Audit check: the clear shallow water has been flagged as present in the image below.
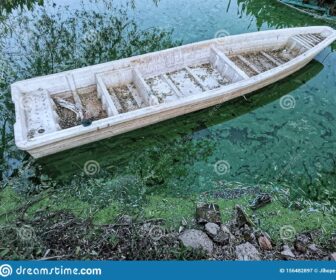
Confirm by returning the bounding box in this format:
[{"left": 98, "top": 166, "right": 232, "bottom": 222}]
[{"left": 3, "top": 0, "right": 336, "bottom": 198}]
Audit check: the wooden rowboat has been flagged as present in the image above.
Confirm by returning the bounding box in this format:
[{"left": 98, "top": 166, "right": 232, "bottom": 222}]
[{"left": 12, "top": 26, "right": 336, "bottom": 158}]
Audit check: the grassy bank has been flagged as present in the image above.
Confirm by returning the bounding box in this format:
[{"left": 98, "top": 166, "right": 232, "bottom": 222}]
[{"left": 1, "top": 174, "right": 335, "bottom": 259}]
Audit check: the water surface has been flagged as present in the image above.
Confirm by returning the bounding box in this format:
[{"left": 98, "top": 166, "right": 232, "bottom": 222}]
[{"left": 2, "top": 0, "right": 336, "bottom": 199}]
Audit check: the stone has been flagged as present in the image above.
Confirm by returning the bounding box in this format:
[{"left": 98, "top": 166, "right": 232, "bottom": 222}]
[
  {"left": 294, "top": 234, "right": 311, "bottom": 253},
  {"left": 258, "top": 235, "right": 272, "bottom": 251},
  {"left": 205, "top": 223, "right": 231, "bottom": 245},
  {"left": 250, "top": 193, "right": 272, "bottom": 210},
  {"left": 179, "top": 229, "right": 214, "bottom": 254},
  {"left": 205, "top": 223, "right": 220, "bottom": 237},
  {"left": 281, "top": 245, "right": 295, "bottom": 259},
  {"left": 242, "top": 225, "right": 256, "bottom": 243},
  {"left": 235, "top": 242, "right": 261, "bottom": 260},
  {"left": 330, "top": 253, "right": 336, "bottom": 261},
  {"left": 294, "top": 240, "right": 307, "bottom": 253},
  {"left": 307, "top": 244, "right": 318, "bottom": 252},
  {"left": 196, "top": 204, "right": 221, "bottom": 224},
  {"left": 213, "top": 231, "right": 230, "bottom": 245},
  {"left": 221, "top": 225, "right": 235, "bottom": 240},
  {"left": 235, "top": 205, "right": 255, "bottom": 228}
]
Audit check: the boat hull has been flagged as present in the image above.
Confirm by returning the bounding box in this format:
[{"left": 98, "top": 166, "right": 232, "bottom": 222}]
[{"left": 11, "top": 26, "right": 336, "bottom": 158}]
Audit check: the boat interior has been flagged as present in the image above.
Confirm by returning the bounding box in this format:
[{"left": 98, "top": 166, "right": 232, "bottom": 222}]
[{"left": 14, "top": 30, "right": 329, "bottom": 141}]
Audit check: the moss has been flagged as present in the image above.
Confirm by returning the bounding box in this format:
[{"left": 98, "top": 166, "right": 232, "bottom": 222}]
[
  {"left": 141, "top": 194, "right": 252, "bottom": 228},
  {"left": 253, "top": 200, "right": 336, "bottom": 243},
  {"left": 0, "top": 186, "right": 95, "bottom": 222},
  {"left": 1, "top": 182, "right": 335, "bottom": 248},
  {"left": 215, "top": 197, "right": 252, "bottom": 223},
  {"left": 93, "top": 203, "right": 121, "bottom": 224},
  {"left": 26, "top": 193, "right": 94, "bottom": 219},
  {"left": 142, "top": 195, "right": 195, "bottom": 228},
  {"left": 141, "top": 192, "right": 335, "bottom": 246}
]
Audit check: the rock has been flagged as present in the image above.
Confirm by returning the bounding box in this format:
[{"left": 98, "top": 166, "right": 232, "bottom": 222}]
[
  {"left": 179, "top": 229, "right": 214, "bottom": 254},
  {"left": 330, "top": 253, "right": 336, "bottom": 261},
  {"left": 236, "top": 242, "right": 260, "bottom": 260},
  {"left": 281, "top": 245, "right": 295, "bottom": 259},
  {"left": 294, "top": 234, "right": 311, "bottom": 253},
  {"left": 258, "top": 235, "right": 272, "bottom": 251},
  {"left": 213, "top": 231, "right": 230, "bottom": 245},
  {"left": 205, "top": 223, "right": 230, "bottom": 245},
  {"left": 205, "top": 223, "right": 220, "bottom": 237},
  {"left": 221, "top": 225, "right": 235, "bottom": 240},
  {"left": 242, "top": 224, "right": 256, "bottom": 243},
  {"left": 250, "top": 193, "right": 272, "bottom": 210},
  {"left": 196, "top": 203, "right": 221, "bottom": 224},
  {"left": 294, "top": 241, "right": 306, "bottom": 254},
  {"left": 235, "top": 205, "right": 255, "bottom": 228},
  {"left": 307, "top": 244, "right": 318, "bottom": 252}
]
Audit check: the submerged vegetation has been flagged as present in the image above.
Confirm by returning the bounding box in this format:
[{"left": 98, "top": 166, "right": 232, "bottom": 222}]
[
  {"left": 0, "top": 0, "right": 179, "bottom": 181},
  {"left": 0, "top": 0, "right": 44, "bottom": 15},
  {"left": 0, "top": 0, "right": 336, "bottom": 260}
]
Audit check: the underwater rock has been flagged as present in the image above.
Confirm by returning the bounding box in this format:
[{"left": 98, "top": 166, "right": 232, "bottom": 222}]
[
  {"left": 144, "top": 174, "right": 165, "bottom": 186},
  {"left": 179, "top": 229, "right": 214, "bottom": 254},
  {"left": 196, "top": 203, "right": 221, "bottom": 224},
  {"left": 235, "top": 242, "right": 261, "bottom": 260}
]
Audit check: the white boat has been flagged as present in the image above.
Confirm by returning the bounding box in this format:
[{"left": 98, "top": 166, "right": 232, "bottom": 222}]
[{"left": 11, "top": 26, "right": 336, "bottom": 158}]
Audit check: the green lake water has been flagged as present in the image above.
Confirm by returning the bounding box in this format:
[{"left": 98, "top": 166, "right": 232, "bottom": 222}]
[{"left": 2, "top": 0, "right": 336, "bottom": 199}]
